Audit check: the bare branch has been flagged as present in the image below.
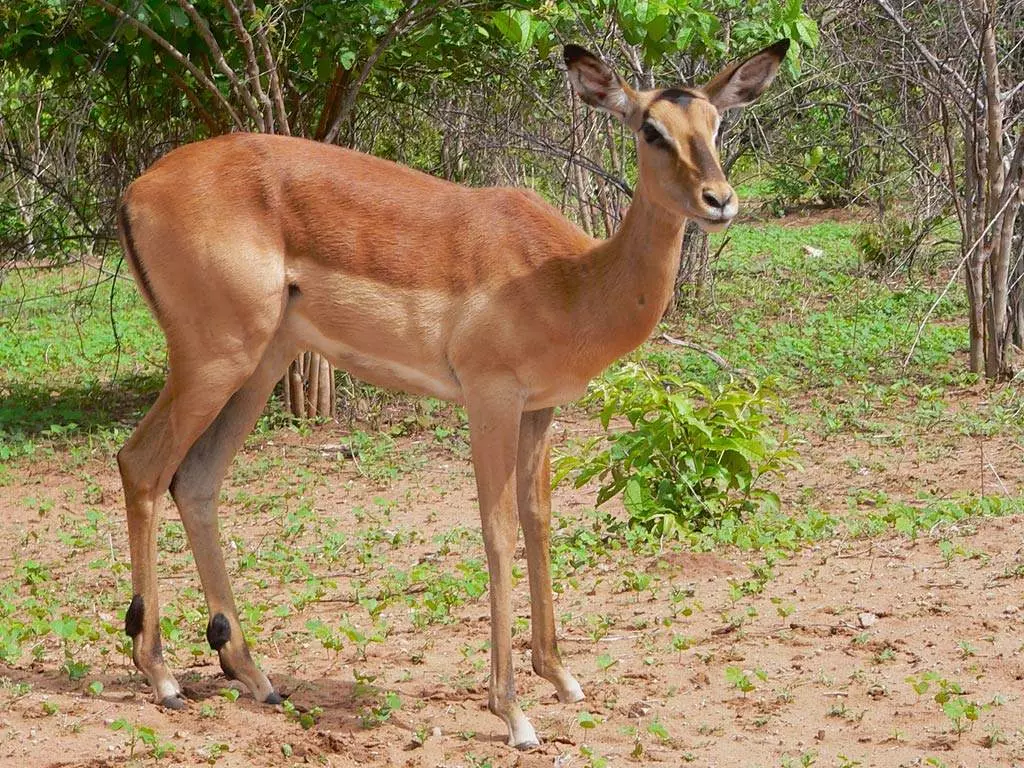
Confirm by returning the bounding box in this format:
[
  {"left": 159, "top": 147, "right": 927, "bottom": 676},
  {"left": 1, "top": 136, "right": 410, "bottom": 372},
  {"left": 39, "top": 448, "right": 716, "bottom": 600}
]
[
  {"left": 243, "top": 0, "right": 290, "bottom": 135},
  {"left": 872, "top": 0, "right": 981, "bottom": 109},
  {"left": 91, "top": 0, "right": 244, "bottom": 129},
  {"left": 324, "top": 0, "right": 437, "bottom": 145},
  {"left": 902, "top": 192, "right": 1019, "bottom": 370},
  {"left": 176, "top": 0, "right": 263, "bottom": 130},
  {"left": 221, "top": 0, "right": 273, "bottom": 131},
  {"left": 658, "top": 333, "right": 750, "bottom": 378}
]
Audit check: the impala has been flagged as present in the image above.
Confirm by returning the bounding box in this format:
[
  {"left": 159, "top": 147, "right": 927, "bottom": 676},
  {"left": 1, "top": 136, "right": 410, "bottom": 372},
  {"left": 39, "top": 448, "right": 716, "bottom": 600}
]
[{"left": 115, "top": 40, "right": 788, "bottom": 748}]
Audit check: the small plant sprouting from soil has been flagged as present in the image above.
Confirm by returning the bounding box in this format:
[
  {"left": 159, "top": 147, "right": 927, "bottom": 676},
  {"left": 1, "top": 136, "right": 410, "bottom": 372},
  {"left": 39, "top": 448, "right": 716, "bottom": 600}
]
[{"left": 109, "top": 719, "right": 176, "bottom": 760}]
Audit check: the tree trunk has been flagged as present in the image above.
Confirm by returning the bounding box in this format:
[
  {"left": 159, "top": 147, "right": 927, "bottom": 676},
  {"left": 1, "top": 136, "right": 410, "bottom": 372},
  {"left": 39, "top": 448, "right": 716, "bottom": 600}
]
[
  {"left": 670, "top": 223, "right": 710, "bottom": 313},
  {"left": 967, "top": 253, "right": 986, "bottom": 373},
  {"left": 1009, "top": 246, "right": 1024, "bottom": 351}
]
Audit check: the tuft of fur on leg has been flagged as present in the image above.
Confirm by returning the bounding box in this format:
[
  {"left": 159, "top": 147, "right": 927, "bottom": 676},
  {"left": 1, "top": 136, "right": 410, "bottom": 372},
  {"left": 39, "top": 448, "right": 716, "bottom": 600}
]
[
  {"left": 125, "top": 594, "right": 144, "bottom": 638},
  {"left": 206, "top": 613, "right": 231, "bottom": 651}
]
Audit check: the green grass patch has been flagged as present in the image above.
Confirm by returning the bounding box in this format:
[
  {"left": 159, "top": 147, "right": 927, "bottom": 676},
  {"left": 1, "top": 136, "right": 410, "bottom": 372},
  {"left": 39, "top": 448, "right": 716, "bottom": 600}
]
[
  {"left": 690, "top": 220, "right": 970, "bottom": 390},
  {"left": 1, "top": 267, "right": 164, "bottom": 458}
]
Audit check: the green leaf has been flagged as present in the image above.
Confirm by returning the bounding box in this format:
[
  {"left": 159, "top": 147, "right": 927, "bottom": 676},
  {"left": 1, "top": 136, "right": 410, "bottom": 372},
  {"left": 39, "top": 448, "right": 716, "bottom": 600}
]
[
  {"left": 644, "top": 14, "right": 671, "bottom": 43},
  {"left": 623, "top": 477, "right": 646, "bottom": 514},
  {"left": 490, "top": 9, "right": 532, "bottom": 51},
  {"left": 647, "top": 719, "right": 670, "bottom": 740},
  {"left": 794, "top": 17, "right": 819, "bottom": 48},
  {"left": 167, "top": 6, "right": 188, "bottom": 29}
]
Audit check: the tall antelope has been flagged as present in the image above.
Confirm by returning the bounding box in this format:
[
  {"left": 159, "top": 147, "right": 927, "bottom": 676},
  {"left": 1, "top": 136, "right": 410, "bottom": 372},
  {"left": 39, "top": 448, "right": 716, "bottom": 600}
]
[{"left": 115, "top": 40, "right": 789, "bottom": 748}]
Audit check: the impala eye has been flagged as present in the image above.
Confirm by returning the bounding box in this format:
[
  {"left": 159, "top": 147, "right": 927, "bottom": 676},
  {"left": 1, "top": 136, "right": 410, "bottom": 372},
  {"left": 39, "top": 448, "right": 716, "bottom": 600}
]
[{"left": 641, "top": 122, "right": 669, "bottom": 148}]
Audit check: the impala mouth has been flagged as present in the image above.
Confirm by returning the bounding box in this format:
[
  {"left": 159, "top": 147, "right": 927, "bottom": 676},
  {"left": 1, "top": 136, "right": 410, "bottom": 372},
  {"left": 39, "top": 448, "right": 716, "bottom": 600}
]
[{"left": 693, "top": 214, "right": 734, "bottom": 232}]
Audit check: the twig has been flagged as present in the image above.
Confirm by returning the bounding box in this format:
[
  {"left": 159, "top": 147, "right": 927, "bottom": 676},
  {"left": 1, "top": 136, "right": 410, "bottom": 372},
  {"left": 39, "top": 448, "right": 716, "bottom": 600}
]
[
  {"left": 872, "top": 0, "right": 981, "bottom": 111},
  {"left": 658, "top": 333, "right": 750, "bottom": 380},
  {"left": 91, "top": 0, "right": 244, "bottom": 129},
  {"left": 244, "top": 0, "right": 290, "bottom": 135},
  {"left": 323, "top": 0, "right": 435, "bottom": 144},
  {"left": 177, "top": 0, "right": 263, "bottom": 129},
  {"left": 221, "top": 0, "right": 272, "bottom": 129},
  {"left": 901, "top": 193, "right": 1018, "bottom": 370}
]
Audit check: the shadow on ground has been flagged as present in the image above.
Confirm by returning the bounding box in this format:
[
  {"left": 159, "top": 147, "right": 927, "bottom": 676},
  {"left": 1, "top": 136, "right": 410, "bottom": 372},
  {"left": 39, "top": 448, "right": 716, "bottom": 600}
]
[{"left": 0, "top": 374, "right": 163, "bottom": 445}]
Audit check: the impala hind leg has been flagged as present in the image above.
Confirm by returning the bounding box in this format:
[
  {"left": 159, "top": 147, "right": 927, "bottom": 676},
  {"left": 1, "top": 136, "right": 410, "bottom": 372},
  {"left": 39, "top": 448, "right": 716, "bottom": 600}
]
[
  {"left": 168, "top": 333, "right": 297, "bottom": 704},
  {"left": 517, "top": 408, "right": 584, "bottom": 704},
  {"left": 119, "top": 360, "right": 262, "bottom": 708},
  {"left": 466, "top": 386, "right": 539, "bottom": 749}
]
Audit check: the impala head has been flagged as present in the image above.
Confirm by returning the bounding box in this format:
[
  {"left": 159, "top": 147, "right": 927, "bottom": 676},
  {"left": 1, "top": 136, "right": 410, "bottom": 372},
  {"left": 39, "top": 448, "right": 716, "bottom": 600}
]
[{"left": 565, "top": 40, "right": 789, "bottom": 232}]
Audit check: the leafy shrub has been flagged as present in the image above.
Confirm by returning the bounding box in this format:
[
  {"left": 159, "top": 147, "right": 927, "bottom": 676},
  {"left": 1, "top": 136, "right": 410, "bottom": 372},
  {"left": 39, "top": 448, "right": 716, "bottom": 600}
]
[
  {"left": 554, "top": 364, "right": 798, "bottom": 539},
  {"left": 853, "top": 216, "right": 941, "bottom": 278},
  {"left": 765, "top": 143, "right": 854, "bottom": 211}
]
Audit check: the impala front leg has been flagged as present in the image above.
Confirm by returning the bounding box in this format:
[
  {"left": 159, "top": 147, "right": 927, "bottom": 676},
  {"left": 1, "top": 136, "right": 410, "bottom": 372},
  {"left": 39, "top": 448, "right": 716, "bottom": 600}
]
[
  {"left": 517, "top": 408, "right": 584, "bottom": 704},
  {"left": 466, "top": 385, "right": 539, "bottom": 749}
]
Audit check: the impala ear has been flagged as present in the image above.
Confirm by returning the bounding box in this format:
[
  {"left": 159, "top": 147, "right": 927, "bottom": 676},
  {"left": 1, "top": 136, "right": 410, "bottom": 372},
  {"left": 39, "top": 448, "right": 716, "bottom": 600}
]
[
  {"left": 564, "top": 44, "right": 638, "bottom": 122},
  {"left": 702, "top": 39, "right": 790, "bottom": 111}
]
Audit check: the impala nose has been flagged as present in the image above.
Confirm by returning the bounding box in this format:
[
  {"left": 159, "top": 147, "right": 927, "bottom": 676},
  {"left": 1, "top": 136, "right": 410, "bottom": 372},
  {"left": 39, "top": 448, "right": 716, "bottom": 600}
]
[{"left": 701, "top": 187, "right": 733, "bottom": 211}]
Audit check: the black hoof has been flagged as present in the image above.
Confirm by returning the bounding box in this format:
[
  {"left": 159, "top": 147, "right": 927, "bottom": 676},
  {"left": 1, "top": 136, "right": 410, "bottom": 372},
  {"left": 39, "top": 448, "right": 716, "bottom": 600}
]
[
  {"left": 159, "top": 694, "right": 186, "bottom": 710},
  {"left": 263, "top": 691, "right": 285, "bottom": 705},
  {"left": 515, "top": 740, "right": 541, "bottom": 751}
]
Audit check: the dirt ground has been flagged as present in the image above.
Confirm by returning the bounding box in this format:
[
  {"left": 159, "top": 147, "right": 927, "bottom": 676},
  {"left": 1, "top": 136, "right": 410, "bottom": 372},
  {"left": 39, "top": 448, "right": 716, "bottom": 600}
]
[{"left": 0, "top": 397, "right": 1022, "bottom": 768}]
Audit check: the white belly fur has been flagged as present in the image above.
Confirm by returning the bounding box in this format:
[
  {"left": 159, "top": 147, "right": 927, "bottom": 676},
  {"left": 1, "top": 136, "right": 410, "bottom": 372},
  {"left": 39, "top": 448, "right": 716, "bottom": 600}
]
[{"left": 286, "top": 313, "right": 463, "bottom": 402}]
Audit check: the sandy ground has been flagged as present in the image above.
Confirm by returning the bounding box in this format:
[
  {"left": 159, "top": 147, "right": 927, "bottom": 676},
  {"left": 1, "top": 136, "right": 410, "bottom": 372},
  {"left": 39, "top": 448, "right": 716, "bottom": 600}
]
[{"left": 0, "top": 398, "right": 1022, "bottom": 768}]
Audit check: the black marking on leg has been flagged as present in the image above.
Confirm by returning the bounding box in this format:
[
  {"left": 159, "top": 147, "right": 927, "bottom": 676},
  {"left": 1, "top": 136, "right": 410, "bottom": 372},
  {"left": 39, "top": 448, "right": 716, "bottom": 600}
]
[
  {"left": 288, "top": 283, "right": 301, "bottom": 298},
  {"left": 125, "top": 594, "right": 144, "bottom": 637},
  {"left": 206, "top": 613, "right": 231, "bottom": 651}
]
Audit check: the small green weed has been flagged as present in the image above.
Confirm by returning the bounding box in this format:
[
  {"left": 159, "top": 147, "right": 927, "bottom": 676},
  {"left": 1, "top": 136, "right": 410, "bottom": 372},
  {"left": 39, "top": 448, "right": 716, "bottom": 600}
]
[
  {"left": 110, "top": 718, "right": 176, "bottom": 760},
  {"left": 725, "top": 666, "right": 766, "bottom": 696},
  {"left": 359, "top": 691, "right": 402, "bottom": 728},
  {"left": 905, "top": 672, "right": 981, "bottom": 738},
  {"left": 282, "top": 699, "right": 322, "bottom": 730}
]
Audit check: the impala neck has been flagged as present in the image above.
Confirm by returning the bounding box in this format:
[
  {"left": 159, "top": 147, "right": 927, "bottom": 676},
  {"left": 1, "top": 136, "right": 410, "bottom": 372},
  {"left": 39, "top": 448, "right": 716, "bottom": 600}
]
[
  {"left": 590, "top": 180, "right": 686, "bottom": 338},
  {"left": 609, "top": 180, "right": 686, "bottom": 270}
]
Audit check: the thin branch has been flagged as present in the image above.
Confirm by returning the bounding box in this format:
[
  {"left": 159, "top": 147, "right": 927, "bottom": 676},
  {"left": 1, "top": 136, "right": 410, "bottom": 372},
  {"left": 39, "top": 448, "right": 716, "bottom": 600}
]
[
  {"left": 244, "top": 0, "right": 290, "bottom": 135},
  {"left": 902, "top": 192, "right": 1019, "bottom": 370},
  {"left": 658, "top": 333, "right": 745, "bottom": 376},
  {"left": 168, "top": 71, "right": 223, "bottom": 133},
  {"left": 176, "top": 0, "right": 263, "bottom": 129},
  {"left": 91, "top": 0, "right": 244, "bottom": 129},
  {"left": 221, "top": 0, "right": 273, "bottom": 130},
  {"left": 872, "top": 0, "right": 982, "bottom": 111},
  {"left": 323, "top": 0, "right": 436, "bottom": 144}
]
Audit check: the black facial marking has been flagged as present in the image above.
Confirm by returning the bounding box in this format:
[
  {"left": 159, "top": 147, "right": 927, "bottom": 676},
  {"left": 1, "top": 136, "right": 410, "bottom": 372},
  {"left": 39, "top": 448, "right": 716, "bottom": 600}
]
[
  {"left": 206, "top": 613, "right": 232, "bottom": 651},
  {"left": 125, "top": 594, "right": 144, "bottom": 637},
  {"left": 641, "top": 122, "right": 669, "bottom": 148},
  {"left": 641, "top": 87, "right": 707, "bottom": 125},
  {"left": 688, "top": 134, "right": 725, "bottom": 180},
  {"left": 655, "top": 87, "right": 701, "bottom": 106}
]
